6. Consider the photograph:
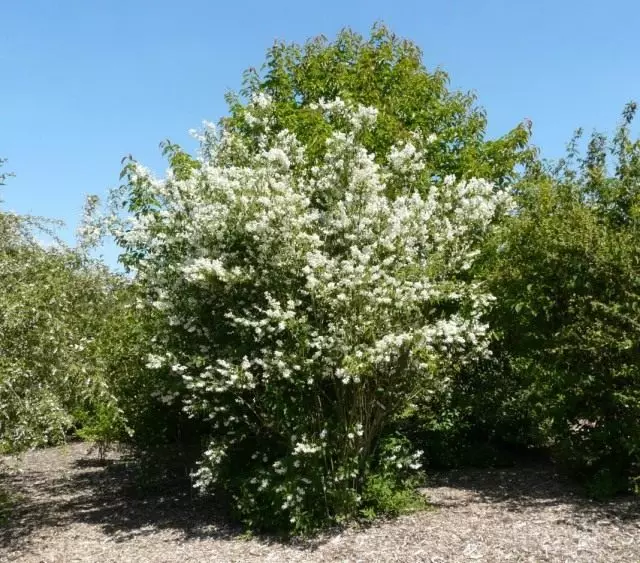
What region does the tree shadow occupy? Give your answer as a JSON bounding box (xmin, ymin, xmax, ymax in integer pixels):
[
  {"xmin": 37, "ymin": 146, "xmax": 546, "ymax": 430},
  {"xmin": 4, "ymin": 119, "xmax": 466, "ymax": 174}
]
[
  {"xmin": 0, "ymin": 446, "xmax": 244, "ymax": 551},
  {"xmin": 0, "ymin": 444, "xmax": 333, "ymax": 558},
  {"xmin": 2, "ymin": 445, "xmax": 638, "ymax": 557},
  {"xmin": 423, "ymin": 462, "xmax": 640, "ymax": 526}
]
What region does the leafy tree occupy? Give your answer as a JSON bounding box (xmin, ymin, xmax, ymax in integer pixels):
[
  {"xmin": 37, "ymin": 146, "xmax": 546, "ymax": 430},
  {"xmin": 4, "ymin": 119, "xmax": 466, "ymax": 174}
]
[{"xmin": 222, "ymin": 24, "xmax": 534, "ymax": 187}]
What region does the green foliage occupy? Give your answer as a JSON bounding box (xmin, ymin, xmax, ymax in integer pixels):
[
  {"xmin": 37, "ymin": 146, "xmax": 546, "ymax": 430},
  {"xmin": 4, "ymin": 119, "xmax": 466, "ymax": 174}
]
[
  {"xmin": 0, "ymin": 169, "xmax": 138, "ymax": 454},
  {"xmin": 68, "ymin": 272, "xmax": 196, "ymax": 462},
  {"xmin": 481, "ymin": 104, "xmax": 640, "ymax": 495},
  {"xmin": 402, "ymin": 103, "xmax": 640, "ymax": 498},
  {"xmin": 75, "ymin": 401, "xmax": 126, "ymax": 460},
  {"xmin": 359, "ymin": 435, "xmax": 428, "ymax": 520},
  {"xmin": 407, "ymin": 356, "xmax": 545, "ymax": 470},
  {"xmin": 0, "ymin": 160, "xmax": 195, "ymax": 469},
  {"xmin": 225, "ymin": 24, "xmax": 534, "ymax": 186},
  {"xmin": 1, "ymin": 240, "xmax": 85, "ymax": 450}
]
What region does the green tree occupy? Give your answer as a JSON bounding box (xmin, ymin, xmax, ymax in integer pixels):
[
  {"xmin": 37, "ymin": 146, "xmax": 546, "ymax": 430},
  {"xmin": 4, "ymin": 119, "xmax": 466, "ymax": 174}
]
[{"xmin": 222, "ymin": 24, "xmax": 534, "ymax": 187}]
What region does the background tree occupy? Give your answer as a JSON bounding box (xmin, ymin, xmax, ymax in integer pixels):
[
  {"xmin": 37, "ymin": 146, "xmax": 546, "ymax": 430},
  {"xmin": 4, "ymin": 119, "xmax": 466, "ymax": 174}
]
[
  {"xmin": 0, "ymin": 160, "xmax": 138, "ymax": 455},
  {"xmin": 222, "ymin": 24, "xmax": 535, "ymax": 187}
]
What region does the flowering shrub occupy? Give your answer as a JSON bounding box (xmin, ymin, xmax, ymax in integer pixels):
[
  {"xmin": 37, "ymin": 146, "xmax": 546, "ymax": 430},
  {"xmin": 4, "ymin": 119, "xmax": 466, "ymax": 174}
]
[{"xmin": 111, "ymin": 92, "xmax": 510, "ymax": 532}]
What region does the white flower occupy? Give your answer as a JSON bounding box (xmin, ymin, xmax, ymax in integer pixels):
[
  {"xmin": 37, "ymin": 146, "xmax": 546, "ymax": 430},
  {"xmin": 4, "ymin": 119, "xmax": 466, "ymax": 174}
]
[
  {"xmin": 252, "ymin": 91, "xmax": 272, "ymax": 109},
  {"xmin": 181, "ymin": 258, "xmax": 228, "ymax": 283},
  {"xmin": 293, "ymin": 441, "xmax": 321, "ymax": 455},
  {"xmin": 145, "ymin": 354, "xmax": 164, "ymax": 369}
]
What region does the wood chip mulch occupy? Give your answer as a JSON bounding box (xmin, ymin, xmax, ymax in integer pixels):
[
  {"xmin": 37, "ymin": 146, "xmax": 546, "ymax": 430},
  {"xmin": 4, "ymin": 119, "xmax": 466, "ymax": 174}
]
[{"xmin": 1, "ymin": 443, "xmax": 638, "ymax": 562}]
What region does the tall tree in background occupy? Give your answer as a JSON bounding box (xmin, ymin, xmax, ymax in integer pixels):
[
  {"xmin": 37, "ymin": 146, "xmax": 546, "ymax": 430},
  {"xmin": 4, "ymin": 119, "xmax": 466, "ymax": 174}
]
[{"xmin": 223, "ymin": 24, "xmax": 535, "ymax": 186}]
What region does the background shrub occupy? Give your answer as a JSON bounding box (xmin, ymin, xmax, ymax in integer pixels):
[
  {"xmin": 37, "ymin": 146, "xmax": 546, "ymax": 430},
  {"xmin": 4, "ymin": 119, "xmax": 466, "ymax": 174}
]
[
  {"xmin": 426, "ymin": 104, "xmax": 640, "ymax": 496},
  {"xmin": 0, "ymin": 166, "xmax": 138, "ymax": 454}
]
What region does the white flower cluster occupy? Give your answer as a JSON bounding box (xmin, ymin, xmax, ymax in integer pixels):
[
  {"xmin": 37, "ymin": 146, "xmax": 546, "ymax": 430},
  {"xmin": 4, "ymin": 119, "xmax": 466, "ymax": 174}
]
[
  {"xmin": 382, "ymin": 442, "xmax": 424, "ymax": 471},
  {"xmin": 310, "ymin": 97, "xmax": 378, "ymax": 132},
  {"xmin": 113, "ymin": 92, "xmax": 511, "ymax": 524}
]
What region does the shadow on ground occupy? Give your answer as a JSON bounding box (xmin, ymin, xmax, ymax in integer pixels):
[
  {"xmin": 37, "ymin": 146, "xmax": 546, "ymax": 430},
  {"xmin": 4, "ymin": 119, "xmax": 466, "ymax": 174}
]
[
  {"xmin": 424, "ymin": 463, "xmax": 640, "ymax": 525},
  {"xmin": 0, "ymin": 444, "xmax": 247, "ymax": 551},
  {"xmin": 1, "ymin": 443, "xmax": 639, "ymax": 554}
]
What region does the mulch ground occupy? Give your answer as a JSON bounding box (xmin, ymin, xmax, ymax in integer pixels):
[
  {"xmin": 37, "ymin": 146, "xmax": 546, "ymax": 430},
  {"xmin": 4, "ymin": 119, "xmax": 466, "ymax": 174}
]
[{"xmin": 1, "ymin": 443, "xmax": 639, "ymax": 562}]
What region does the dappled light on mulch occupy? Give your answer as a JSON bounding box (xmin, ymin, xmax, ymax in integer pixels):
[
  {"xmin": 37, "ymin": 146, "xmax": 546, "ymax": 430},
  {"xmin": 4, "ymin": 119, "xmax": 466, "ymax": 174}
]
[{"xmin": 1, "ymin": 443, "xmax": 638, "ymax": 562}]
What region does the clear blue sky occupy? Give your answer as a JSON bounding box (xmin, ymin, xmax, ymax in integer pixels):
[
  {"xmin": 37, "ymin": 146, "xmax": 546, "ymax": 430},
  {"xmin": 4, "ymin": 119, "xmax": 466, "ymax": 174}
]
[{"xmin": 2, "ymin": 0, "xmax": 639, "ymax": 258}]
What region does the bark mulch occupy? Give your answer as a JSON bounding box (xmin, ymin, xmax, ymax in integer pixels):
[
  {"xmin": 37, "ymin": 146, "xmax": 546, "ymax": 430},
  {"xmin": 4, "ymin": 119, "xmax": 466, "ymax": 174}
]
[{"xmin": 1, "ymin": 443, "xmax": 638, "ymax": 562}]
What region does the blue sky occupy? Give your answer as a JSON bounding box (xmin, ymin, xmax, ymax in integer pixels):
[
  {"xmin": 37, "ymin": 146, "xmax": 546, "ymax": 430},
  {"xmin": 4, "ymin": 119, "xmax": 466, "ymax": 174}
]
[{"xmin": 2, "ymin": 0, "xmax": 639, "ymax": 259}]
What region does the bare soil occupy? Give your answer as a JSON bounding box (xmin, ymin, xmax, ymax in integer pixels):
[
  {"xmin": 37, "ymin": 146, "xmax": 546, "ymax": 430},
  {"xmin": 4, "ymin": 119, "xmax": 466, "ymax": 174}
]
[{"xmin": 1, "ymin": 443, "xmax": 639, "ymax": 562}]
